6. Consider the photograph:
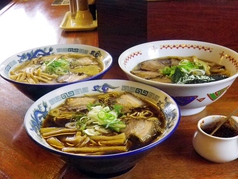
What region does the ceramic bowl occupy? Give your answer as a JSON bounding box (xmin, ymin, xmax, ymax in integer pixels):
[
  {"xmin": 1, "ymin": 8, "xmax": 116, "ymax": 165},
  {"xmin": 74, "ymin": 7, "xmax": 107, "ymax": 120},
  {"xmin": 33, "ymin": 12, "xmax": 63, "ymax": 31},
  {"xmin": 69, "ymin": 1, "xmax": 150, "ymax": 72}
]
[
  {"xmin": 24, "ymin": 79, "xmax": 180, "ymax": 177},
  {"xmin": 118, "ymin": 40, "xmax": 238, "ymax": 116},
  {"xmin": 0, "ymin": 44, "xmax": 113, "ymax": 101},
  {"xmin": 193, "ymin": 115, "xmax": 238, "ymax": 163}
]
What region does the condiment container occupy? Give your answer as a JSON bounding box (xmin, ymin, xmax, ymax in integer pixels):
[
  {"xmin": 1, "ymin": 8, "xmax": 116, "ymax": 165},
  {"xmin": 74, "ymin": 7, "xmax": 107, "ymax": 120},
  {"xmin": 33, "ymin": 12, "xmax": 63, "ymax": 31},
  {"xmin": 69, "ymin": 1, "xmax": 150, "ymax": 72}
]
[
  {"xmin": 69, "ymin": 0, "xmax": 77, "ymax": 19},
  {"xmin": 69, "ymin": 0, "xmax": 93, "ymax": 26},
  {"xmin": 193, "ymin": 115, "xmax": 238, "ymax": 163},
  {"xmin": 75, "ymin": 0, "xmax": 93, "ymax": 26}
]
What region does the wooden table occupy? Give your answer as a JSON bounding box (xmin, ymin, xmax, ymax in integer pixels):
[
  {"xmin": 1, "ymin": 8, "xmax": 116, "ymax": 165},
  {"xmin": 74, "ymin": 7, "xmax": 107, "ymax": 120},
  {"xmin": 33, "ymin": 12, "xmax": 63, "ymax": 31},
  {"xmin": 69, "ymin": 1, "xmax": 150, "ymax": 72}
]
[{"xmin": 0, "ymin": 1, "xmax": 238, "ymax": 178}]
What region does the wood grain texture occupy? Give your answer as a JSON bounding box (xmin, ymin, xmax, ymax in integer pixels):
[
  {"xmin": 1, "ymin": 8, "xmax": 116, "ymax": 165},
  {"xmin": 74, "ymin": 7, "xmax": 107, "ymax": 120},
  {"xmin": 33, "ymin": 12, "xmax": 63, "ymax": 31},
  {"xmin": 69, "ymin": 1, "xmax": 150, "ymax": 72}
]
[
  {"xmin": 97, "ymin": 0, "xmax": 238, "ymax": 59},
  {"xmin": 147, "ymin": 1, "xmax": 238, "ymax": 52}
]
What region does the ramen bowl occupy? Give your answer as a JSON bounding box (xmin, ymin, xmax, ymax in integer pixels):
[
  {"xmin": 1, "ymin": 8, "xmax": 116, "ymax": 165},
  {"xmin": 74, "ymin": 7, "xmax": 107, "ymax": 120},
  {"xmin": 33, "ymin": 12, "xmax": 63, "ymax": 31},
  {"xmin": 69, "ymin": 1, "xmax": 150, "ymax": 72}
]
[
  {"xmin": 118, "ymin": 40, "xmax": 238, "ymax": 116},
  {"xmin": 0, "ymin": 44, "xmax": 113, "ymax": 101},
  {"xmin": 24, "ymin": 79, "xmax": 180, "ymax": 177}
]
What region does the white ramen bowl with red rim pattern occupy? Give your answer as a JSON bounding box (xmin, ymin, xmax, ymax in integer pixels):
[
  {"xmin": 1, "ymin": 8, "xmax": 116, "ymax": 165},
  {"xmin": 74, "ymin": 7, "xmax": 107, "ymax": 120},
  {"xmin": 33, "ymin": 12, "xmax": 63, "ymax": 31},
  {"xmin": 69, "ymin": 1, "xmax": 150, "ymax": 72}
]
[{"xmin": 118, "ymin": 40, "xmax": 238, "ymax": 116}]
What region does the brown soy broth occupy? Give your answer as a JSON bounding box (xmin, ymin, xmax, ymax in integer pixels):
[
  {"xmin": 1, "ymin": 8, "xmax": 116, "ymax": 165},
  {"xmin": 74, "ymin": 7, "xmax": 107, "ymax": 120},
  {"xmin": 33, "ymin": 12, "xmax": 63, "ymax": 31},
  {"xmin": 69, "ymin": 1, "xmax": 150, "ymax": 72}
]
[
  {"xmin": 41, "ymin": 92, "xmax": 167, "ymax": 154},
  {"xmin": 202, "ymin": 122, "xmax": 238, "ymax": 138}
]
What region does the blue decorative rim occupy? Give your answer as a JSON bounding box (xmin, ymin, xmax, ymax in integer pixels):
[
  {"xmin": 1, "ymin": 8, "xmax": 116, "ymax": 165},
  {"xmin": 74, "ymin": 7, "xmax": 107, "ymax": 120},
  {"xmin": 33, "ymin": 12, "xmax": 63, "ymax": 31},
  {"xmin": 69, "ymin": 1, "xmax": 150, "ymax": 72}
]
[{"xmin": 25, "ymin": 79, "xmax": 181, "ymax": 159}]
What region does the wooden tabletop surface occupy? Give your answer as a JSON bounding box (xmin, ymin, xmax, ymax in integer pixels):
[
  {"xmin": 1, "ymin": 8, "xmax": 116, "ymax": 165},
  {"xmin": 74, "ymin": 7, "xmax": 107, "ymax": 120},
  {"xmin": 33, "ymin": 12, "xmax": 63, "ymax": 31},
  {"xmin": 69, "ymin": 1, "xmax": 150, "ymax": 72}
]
[{"xmin": 0, "ymin": 1, "xmax": 238, "ymax": 179}]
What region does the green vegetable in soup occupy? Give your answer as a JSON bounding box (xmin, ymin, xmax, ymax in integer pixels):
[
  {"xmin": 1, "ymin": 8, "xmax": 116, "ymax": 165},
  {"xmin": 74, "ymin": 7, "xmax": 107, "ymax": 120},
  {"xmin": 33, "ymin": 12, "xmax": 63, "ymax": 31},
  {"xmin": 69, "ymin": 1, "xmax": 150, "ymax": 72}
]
[
  {"xmin": 77, "ymin": 104, "xmax": 126, "ymax": 133},
  {"xmin": 171, "ymin": 67, "xmax": 228, "ymax": 84},
  {"xmin": 161, "ymin": 59, "xmax": 206, "ymax": 77},
  {"xmin": 131, "ymin": 56, "xmax": 230, "ymax": 84},
  {"xmin": 44, "ymin": 58, "xmax": 70, "ymax": 75},
  {"xmin": 161, "ymin": 57, "xmax": 228, "ymax": 84}
]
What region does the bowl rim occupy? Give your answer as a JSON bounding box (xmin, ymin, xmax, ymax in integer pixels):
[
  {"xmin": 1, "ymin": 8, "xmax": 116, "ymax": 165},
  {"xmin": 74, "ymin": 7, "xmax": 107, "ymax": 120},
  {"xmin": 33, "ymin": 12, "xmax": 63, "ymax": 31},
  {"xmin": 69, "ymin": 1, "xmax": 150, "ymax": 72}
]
[
  {"xmin": 24, "ymin": 79, "xmax": 181, "ymax": 159},
  {"xmin": 197, "ymin": 115, "xmax": 238, "ymax": 140},
  {"xmin": 118, "ymin": 39, "xmax": 238, "ymax": 87},
  {"xmin": 0, "ymin": 44, "xmax": 113, "ymax": 86}
]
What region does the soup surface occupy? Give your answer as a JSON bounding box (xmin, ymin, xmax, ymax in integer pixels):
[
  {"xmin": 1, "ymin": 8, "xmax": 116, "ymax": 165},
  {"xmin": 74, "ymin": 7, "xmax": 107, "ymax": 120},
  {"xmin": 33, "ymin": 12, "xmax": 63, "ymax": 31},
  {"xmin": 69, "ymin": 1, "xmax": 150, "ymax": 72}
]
[
  {"xmin": 10, "ymin": 53, "xmax": 103, "ymax": 84},
  {"xmin": 41, "ymin": 92, "xmax": 166, "ymax": 155},
  {"xmin": 131, "ymin": 56, "xmax": 230, "ymax": 84},
  {"xmin": 202, "ymin": 120, "xmax": 238, "ymax": 138}
]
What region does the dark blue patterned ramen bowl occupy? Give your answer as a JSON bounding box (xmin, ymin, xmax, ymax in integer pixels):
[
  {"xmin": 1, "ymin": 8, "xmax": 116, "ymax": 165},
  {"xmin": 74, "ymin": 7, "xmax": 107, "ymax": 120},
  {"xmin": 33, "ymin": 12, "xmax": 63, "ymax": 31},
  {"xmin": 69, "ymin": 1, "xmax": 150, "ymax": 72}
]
[
  {"xmin": 0, "ymin": 44, "xmax": 113, "ymax": 101},
  {"xmin": 24, "ymin": 79, "xmax": 180, "ymax": 177}
]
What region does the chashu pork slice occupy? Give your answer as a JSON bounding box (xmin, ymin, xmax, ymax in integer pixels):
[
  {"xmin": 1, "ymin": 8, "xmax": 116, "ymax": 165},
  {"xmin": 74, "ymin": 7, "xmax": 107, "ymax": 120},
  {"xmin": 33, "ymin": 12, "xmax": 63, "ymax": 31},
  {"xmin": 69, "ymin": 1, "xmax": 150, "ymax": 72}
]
[
  {"xmin": 122, "ymin": 118, "xmax": 158, "ymax": 143},
  {"xmin": 116, "ymin": 93, "xmax": 145, "ymax": 113},
  {"xmin": 131, "ymin": 70, "xmax": 163, "ymax": 79},
  {"xmin": 65, "ymin": 96, "xmax": 96, "ymax": 111},
  {"xmin": 139, "ymin": 59, "xmax": 166, "ymax": 71},
  {"xmin": 73, "ymin": 56, "xmax": 98, "ymax": 66},
  {"xmin": 56, "ymin": 73, "xmax": 88, "ymax": 83}
]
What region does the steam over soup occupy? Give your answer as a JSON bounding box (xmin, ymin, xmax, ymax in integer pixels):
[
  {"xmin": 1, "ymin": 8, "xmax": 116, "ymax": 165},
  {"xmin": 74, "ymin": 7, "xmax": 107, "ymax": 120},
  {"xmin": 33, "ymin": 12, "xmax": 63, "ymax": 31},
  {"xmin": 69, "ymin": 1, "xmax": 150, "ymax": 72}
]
[
  {"xmin": 41, "ymin": 92, "xmax": 166, "ymax": 155},
  {"xmin": 9, "ymin": 53, "xmax": 103, "ymax": 84},
  {"xmin": 131, "ymin": 56, "xmax": 230, "ymax": 84}
]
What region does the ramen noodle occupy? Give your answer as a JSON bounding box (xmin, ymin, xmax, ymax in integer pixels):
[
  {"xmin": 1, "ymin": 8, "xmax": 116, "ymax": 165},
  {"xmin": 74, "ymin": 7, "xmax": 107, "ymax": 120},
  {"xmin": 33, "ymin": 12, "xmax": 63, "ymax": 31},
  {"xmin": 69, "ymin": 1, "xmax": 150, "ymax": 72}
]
[
  {"xmin": 131, "ymin": 56, "xmax": 230, "ymax": 84},
  {"xmin": 40, "ymin": 92, "xmax": 166, "ymax": 155},
  {"xmin": 9, "ymin": 53, "xmax": 103, "ymax": 84}
]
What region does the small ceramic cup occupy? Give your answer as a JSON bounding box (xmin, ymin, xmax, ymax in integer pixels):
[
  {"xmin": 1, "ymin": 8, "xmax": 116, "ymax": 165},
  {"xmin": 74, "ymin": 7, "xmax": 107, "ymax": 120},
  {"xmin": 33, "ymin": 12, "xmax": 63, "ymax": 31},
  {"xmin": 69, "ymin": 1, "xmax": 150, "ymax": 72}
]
[{"xmin": 193, "ymin": 115, "xmax": 238, "ymax": 163}]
